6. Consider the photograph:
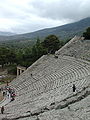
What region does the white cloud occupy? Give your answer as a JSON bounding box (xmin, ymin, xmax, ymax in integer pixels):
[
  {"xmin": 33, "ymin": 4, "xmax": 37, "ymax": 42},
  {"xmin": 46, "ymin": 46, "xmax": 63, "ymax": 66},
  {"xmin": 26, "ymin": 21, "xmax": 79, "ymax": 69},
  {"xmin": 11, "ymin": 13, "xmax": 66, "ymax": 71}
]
[
  {"xmin": 0, "ymin": 18, "xmax": 20, "ymax": 32},
  {"xmin": 11, "ymin": 15, "xmax": 70, "ymax": 33},
  {"xmin": 0, "ymin": 0, "xmax": 90, "ymax": 33}
]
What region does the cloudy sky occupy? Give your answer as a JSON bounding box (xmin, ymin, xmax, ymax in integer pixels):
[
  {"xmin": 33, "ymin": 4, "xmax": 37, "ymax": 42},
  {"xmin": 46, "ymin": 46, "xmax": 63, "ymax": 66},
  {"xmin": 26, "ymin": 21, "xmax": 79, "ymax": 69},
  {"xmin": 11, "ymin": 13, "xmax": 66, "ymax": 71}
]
[{"xmin": 0, "ymin": 0, "xmax": 90, "ymax": 34}]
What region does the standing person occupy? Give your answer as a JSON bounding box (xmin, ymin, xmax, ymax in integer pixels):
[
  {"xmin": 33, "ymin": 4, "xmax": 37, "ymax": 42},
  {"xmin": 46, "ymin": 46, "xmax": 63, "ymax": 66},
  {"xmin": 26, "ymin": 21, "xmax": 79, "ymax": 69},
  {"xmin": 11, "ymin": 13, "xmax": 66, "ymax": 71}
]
[
  {"xmin": 0, "ymin": 88, "xmax": 1, "ymax": 92},
  {"xmin": 7, "ymin": 81, "xmax": 9, "ymax": 86},
  {"xmin": 72, "ymin": 84, "xmax": 76, "ymax": 92},
  {"xmin": 7, "ymin": 92, "xmax": 10, "ymax": 99},
  {"xmin": 3, "ymin": 91, "xmax": 5, "ymax": 96},
  {"xmin": 1, "ymin": 106, "xmax": 4, "ymax": 114}
]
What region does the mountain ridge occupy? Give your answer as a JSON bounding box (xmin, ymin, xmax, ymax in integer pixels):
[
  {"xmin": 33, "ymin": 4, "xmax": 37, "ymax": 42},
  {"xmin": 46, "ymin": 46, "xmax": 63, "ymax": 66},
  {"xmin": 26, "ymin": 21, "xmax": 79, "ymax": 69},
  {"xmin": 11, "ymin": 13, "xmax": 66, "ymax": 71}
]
[
  {"xmin": 0, "ymin": 31, "xmax": 16, "ymax": 36},
  {"xmin": 0, "ymin": 17, "xmax": 90, "ymax": 42}
]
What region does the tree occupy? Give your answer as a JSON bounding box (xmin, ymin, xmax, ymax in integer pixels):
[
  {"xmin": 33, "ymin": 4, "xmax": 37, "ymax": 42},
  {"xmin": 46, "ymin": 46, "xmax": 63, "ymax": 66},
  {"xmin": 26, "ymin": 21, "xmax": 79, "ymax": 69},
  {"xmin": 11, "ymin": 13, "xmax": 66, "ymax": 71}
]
[
  {"xmin": 19, "ymin": 38, "xmax": 47, "ymax": 67},
  {"xmin": 0, "ymin": 47, "xmax": 17, "ymax": 68},
  {"xmin": 42, "ymin": 35, "xmax": 60, "ymax": 54},
  {"xmin": 0, "ymin": 47, "xmax": 9, "ymax": 68},
  {"xmin": 31, "ymin": 38, "xmax": 47, "ymax": 62},
  {"xmin": 15, "ymin": 49, "xmax": 24, "ymax": 65},
  {"xmin": 83, "ymin": 27, "xmax": 90, "ymax": 39},
  {"xmin": 0, "ymin": 55, "xmax": 6, "ymax": 68},
  {"xmin": 7, "ymin": 49, "xmax": 16, "ymax": 64}
]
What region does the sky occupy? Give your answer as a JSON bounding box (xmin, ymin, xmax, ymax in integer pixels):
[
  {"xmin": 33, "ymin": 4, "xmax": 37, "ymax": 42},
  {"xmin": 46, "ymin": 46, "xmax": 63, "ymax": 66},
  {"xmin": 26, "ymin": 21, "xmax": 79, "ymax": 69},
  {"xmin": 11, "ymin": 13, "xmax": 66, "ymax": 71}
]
[{"xmin": 0, "ymin": 0, "xmax": 90, "ymax": 34}]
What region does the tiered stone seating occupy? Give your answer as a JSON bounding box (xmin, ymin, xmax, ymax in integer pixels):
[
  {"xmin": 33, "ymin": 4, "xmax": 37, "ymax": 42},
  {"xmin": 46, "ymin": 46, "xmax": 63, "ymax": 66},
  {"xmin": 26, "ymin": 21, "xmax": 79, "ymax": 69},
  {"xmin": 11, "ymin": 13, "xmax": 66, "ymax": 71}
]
[
  {"xmin": 1, "ymin": 35, "xmax": 90, "ymax": 120},
  {"xmin": 10, "ymin": 57, "xmax": 90, "ymax": 97},
  {"xmin": 56, "ymin": 36, "xmax": 90, "ymax": 61},
  {"xmin": 0, "ymin": 53, "xmax": 90, "ymax": 120}
]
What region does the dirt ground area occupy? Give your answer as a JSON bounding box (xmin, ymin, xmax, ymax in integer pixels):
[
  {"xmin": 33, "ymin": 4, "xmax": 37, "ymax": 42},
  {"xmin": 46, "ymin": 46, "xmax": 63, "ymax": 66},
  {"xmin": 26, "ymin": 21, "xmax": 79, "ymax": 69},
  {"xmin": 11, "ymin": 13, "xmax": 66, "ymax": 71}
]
[
  {"xmin": 0, "ymin": 83, "xmax": 6, "ymax": 102},
  {"xmin": 0, "ymin": 92, "xmax": 3, "ymax": 102},
  {"xmin": 0, "ymin": 83, "xmax": 7, "ymax": 88},
  {"xmin": 0, "ymin": 67, "xmax": 16, "ymax": 84}
]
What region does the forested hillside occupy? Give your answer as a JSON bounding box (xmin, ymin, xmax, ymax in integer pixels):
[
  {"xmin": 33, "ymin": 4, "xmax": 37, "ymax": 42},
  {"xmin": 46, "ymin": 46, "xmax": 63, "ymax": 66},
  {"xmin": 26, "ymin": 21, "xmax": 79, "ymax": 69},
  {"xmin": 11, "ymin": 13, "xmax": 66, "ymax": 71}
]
[{"xmin": 0, "ymin": 35, "xmax": 65, "ymax": 75}]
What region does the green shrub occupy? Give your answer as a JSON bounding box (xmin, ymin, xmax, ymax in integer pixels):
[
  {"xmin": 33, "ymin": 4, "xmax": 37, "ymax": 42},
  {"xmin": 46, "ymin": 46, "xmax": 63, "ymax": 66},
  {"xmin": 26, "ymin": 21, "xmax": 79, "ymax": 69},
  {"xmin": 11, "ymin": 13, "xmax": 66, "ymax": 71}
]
[{"xmin": 7, "ymin": 64, "xmax": 17, "ymax": 75}]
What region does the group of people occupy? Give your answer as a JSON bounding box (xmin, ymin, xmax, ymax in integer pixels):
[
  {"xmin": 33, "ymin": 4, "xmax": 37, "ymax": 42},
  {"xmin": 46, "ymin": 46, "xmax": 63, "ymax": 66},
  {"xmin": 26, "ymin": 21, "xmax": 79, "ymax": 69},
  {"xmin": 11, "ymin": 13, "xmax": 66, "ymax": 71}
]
[
  {"xmin": 6, "ymin": 87, "xmax": 16, "ymax": 101},
  {"xmin": 0, "ymin": 85, "xmax": 16, "ymax": 114},
  {"xmin": 0, "ymin": 84, "xmax": 76, "ymax": 114}
]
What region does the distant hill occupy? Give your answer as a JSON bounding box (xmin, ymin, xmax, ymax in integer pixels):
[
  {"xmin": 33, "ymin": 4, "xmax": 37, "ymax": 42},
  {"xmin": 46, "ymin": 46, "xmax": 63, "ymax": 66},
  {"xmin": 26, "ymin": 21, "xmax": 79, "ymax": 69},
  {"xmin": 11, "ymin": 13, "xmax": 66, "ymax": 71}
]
[
  {"xmin": 0, "ymin": 17, "xmax": 90, "ymax": 43},
  {"xmin": 0, "ymin": 31, "xmax": 16, "ymax": 36}
]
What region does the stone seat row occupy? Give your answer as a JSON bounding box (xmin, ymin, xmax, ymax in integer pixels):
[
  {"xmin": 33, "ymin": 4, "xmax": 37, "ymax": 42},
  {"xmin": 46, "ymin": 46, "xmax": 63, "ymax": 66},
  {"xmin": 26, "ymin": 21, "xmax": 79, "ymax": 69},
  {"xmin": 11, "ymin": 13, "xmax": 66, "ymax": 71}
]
[
  {"xmin": 16, "ymin": 63, "xmax": 90, "ymax": 95},
  {"xmin": 11, "ymin": 66, "xmax": 90, "ymax": 105},
  {"xmin": 4, "ymin": 55, "xmax": 90, "ymax": 119},
  {"xmin": 7, "ymin": 72, "xmax": 90, "ymax": 111},
  {"xmin": 10, "ymin": 55, "xmax": 88, "ymax": 91},
  {"xmin": 5, "ymin": 76, "xmax": 90, "ymax": 120}
]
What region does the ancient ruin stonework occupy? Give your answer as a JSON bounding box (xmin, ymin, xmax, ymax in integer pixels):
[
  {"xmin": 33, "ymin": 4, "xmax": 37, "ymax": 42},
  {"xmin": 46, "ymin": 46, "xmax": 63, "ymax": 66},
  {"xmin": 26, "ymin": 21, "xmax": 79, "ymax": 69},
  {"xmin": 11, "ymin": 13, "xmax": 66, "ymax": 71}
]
[
  {"xmin": 17, "ymin": 66, "xmax": 26, "ymax": 76},
  {"xmin": 1, "ymin": 36, "xmax": 90, "ymax": 120}
]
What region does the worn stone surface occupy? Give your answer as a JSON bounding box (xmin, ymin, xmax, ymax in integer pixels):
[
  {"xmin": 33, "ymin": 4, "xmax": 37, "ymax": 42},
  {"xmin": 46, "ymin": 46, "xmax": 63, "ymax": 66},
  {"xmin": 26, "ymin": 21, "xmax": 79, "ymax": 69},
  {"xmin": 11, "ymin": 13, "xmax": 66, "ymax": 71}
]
[
  {"xmin": 56, "ymin": 36, "xmax": 90, "ymax": 61},
  {"xmin": 1, "ymin": 36, "xmax": 90, "ymax": 120}
]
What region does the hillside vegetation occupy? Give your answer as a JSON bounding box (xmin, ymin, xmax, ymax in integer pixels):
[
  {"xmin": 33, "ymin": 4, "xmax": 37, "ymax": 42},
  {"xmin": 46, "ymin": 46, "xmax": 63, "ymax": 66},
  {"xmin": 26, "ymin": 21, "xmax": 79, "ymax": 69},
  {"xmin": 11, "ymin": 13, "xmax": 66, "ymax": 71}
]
[
  {"xmin": 0, "ymin": 35, "xmax": 66, "ymax": 75},
  {"xmin": 0, "ymin": 17, "xmax": 90, "ymax": 47}
]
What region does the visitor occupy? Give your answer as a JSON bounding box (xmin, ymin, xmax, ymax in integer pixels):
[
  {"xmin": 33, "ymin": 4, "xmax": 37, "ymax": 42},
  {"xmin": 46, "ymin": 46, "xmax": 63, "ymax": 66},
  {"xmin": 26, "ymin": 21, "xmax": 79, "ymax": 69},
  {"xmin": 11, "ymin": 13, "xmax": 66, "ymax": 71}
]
[
  {"xmin": 7, "ymin": 81, "xmax": 9, "ymax": 86},
  {"xmin": 11, "ymin": 96, "xmax": 15, "ymax": 101},
  {"xmin": 72, "ymin": 84, "xmax": 76, "ymax": 92},
  {"xmin": 0, "ymin": 88, "xmax": 1, "ymax": 92},
  {"xmin": 3, "ymin": 91, "xmax": 6, "ymax": 96},
  {"xmin": 1, "ymin": 106, "xmax": 4, "ymax": 114}
]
